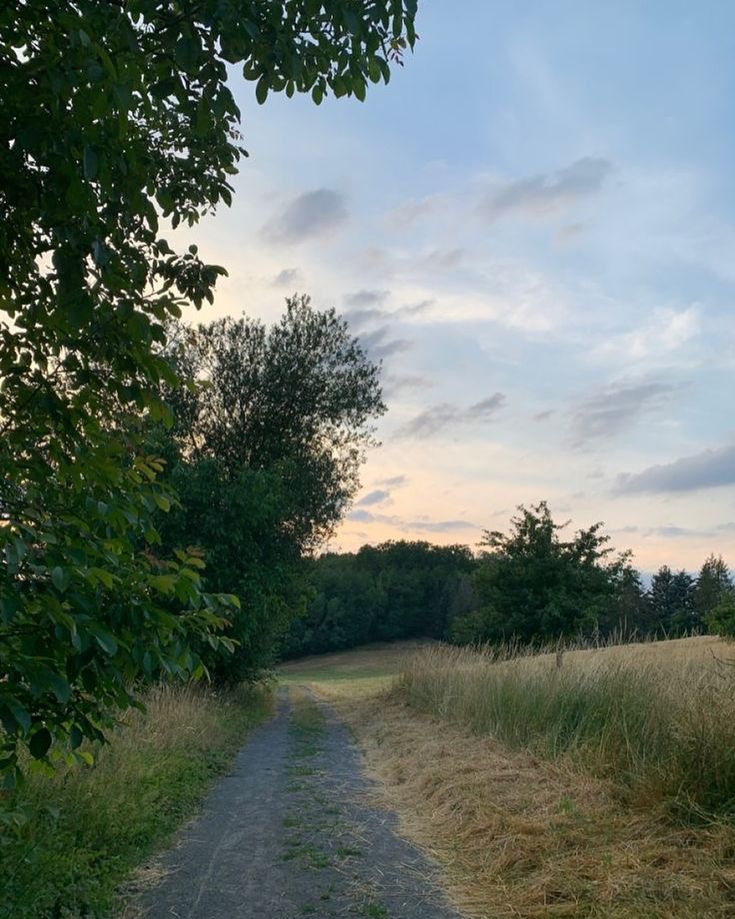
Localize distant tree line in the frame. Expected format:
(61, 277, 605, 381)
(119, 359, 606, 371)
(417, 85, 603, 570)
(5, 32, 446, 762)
(280, 542, 476, 657)
(283, 503, 735, 657)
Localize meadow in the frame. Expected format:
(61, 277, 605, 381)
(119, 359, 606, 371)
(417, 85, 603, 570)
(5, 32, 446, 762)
(289, 636, 735, 918)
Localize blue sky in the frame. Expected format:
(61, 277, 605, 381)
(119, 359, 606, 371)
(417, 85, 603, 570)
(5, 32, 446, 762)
(187, 1, 735, 570)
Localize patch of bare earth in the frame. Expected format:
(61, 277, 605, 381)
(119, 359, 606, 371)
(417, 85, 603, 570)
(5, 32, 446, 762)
(328, 691, 735, 919)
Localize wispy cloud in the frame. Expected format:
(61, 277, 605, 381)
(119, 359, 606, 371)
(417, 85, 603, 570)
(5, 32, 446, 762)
(346, 509, 478, 533)
(480, 157, 613, 221)
(271, 267, 301, 287)
(356, 489, 390, 507)
(359, 326, 414, 360)
(398, 393, 506, 439)
(263, 189, 348, 243)
(615, 442, 735, 494)
(382, 374, 433, 397)
(376, 474, 407, 487)
(345, 289, 390, 307)
(592, 305, 701, 366)
(570, 380, 680, 445)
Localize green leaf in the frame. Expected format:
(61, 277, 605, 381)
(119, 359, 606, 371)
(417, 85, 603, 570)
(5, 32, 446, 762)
(174, 35, 200, 72)
(29, 729, 52, 760)
(51, 566, 68, 592)
(255, 75, 269, 104)
(83, 145, 98, 180)
(91, 628, 118, 656)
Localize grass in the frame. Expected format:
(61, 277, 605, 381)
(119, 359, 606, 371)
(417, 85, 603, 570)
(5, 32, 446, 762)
(288, 638, 735, 918)
(279, 639, 426, 701)
(0, 682, 272, 919)
(396, 636, 735, 818)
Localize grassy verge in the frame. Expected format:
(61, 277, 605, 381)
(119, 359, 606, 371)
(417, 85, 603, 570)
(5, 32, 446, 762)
(396, 637, 735, 818)
(0, 682, 272, 919)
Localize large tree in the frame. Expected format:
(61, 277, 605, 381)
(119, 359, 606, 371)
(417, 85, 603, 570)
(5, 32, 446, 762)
(0, 2, 417, 778)
(452, 502, 633, 645)
(694, 555, 731, 626)
(155, 296, 386, 680)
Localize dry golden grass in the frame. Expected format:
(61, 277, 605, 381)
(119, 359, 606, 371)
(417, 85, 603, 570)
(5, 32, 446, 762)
(288, 638, 735, 919)
(343, 694, 735, 918)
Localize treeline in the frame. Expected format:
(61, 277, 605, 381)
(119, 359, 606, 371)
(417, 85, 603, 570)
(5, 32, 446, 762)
(283, 503, 735, 657)
(281, 542, 476, 657)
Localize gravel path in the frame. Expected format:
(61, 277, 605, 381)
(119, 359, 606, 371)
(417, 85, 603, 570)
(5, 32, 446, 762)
(136, 688, 465, 919)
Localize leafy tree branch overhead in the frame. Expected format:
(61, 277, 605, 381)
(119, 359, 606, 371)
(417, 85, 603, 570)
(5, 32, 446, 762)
(0, 1, 418, 780)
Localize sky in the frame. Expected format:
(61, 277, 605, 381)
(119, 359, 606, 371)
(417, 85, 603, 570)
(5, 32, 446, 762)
(182, 1, 735, 572)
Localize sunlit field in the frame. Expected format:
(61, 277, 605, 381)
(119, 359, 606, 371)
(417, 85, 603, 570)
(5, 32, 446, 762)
(285, 637, 735, 918)
(397, 635, 735, 817)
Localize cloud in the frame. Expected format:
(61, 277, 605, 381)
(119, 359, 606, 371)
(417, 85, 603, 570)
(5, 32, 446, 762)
(263, 189, 348, 243)
(346, 509, 478, 533)
(534, 410, 554, 421)
(388, 193, 446, 228)
(383, 374, 433, 397)
(570, 380, 680, 445)
(424, 248, 464, 271)
(271, 267, 301, 287)
(480, 157, 612, 221)
(359, 326, 414, 360)
(376, 475, 407, 487)
(615, 442, 735, 494)
(555, 222, 585, 243)
(398, 392, 506, 439)
(345, 298, 432, 331)
(356, 489, 390, 507)
(592, 305, 701, 366)
(345, 289, 390, 307)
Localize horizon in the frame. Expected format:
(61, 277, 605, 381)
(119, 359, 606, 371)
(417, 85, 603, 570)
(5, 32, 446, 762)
(183, 1, 735, 571)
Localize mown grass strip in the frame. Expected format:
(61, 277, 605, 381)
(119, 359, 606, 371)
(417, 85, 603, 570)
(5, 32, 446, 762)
(0, 683, 272, 919)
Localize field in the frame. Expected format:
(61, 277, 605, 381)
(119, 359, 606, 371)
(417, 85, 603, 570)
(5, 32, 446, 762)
(282, 636, 735, 918)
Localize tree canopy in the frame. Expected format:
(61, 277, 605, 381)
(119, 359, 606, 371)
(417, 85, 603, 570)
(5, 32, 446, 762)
(0, 1, 418, 779)
(155, 297, 386, 681)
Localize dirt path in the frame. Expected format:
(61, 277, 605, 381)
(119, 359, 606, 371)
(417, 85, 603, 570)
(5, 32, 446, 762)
(135, 688, 465, 919)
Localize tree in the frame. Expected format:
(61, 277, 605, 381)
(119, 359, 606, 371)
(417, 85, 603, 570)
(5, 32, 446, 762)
(155, 297, 386, 680)
(282, 541, 476, 657)
(647, 566, 697, 636)
(695, 555, 731, 627)
(706, 590, 735, 638)
(0, 2, 418, 778)
(452, 502, 629, 644)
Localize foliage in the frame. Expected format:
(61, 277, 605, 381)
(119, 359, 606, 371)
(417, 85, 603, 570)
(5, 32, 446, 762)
(451, 502, 632, 644)
(706, 590, 735, 639)
(0, 2, 417, 774)
(0, 684, 270, 919)
(282, 541, 476, 657)
(155, 297, 385, 680)
(695, 555, 732, 623)
(647, 566, 699, 635)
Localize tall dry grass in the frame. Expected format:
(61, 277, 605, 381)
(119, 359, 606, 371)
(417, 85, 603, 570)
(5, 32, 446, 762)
(396, 636, 735, 818)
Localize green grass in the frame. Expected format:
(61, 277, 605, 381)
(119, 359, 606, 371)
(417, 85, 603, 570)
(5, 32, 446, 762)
(397, 641, 735, 819)
(0, 683, 271, 919)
